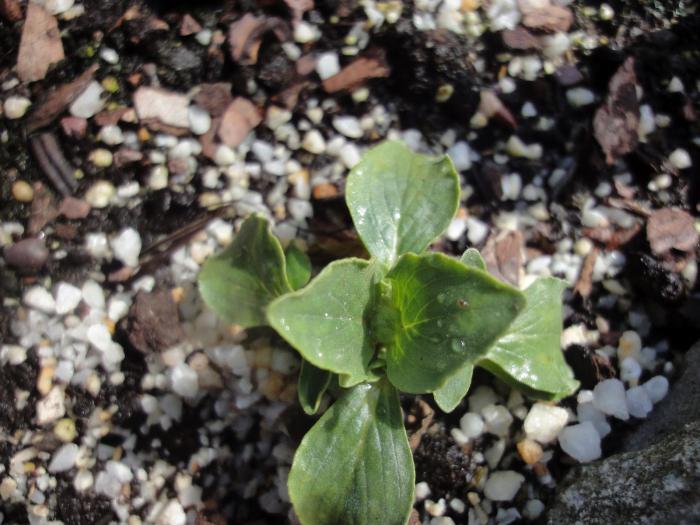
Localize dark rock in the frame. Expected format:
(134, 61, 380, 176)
(564, 344, 617, 390)
(125, 289, 186, 353)
(3, 238, 49, 271)
(627, 252, 686, 304)
(413, 432, 473, 498)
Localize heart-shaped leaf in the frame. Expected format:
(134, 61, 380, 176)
(383, 253, 526, 393)
(286, 242, 312, 291)
(479, 277, 579, 400)
(267, 258, 377, 385)
(198, 214, 290, 328)
(345, 141, 460, 267)
(298, 359, 332, 415)
(460, 247, 486, 270)
(288, 381, 414, 525)
(433, 362, 474, 413)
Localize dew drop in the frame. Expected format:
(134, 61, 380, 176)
(451, 339, 466, 352)
(437, 293, 447, 304)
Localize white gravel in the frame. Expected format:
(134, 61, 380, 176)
(523, 403, 569, 444)
(593, 378, 629, 420)
(558, 421, 602, 462)
(484, 471, 525, 501)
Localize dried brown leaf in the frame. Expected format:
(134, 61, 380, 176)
(17, 4, 65, 82)
(647, 208, 698, 255)
(574, 247, 598, 298)
(218, 97, 262, 148)
(322, 51, 390, 93)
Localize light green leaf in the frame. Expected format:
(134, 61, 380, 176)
(267, 259, 377, 384)
(285, 242, 312, 291)
(433, 362, 474, 413)
(298, 359, 332, 415)
(288, 381, 414, 525)
(345, 141, 460, 267)
(460, 248, 486, 270)
(198, 214, 290, 328)
(383, 253, 526, 393)
(479, 277, 579, 400)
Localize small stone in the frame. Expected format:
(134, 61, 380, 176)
(37, 386, 66, 425)
(111, 228, 141, 267)
(447, 142, 472, 171)
(517, 438, 543, 465)
(4, 238, 49, 271)
(626, 386, 653, 419)
(425, 498, 447, 517)
(53, 418, 77, 442)
(214, 145, 236, 166)
(415, 481, 431, 501)
(1, 345, 27, 366)
(566, 87, 595, 108)
(459, 412, 485, 439)
(466, 218, 488, 245)
(73, 470, 93, 492)
(48, 443, 79, 473)
(84, 180, 116, 208)
(294, 21, 319, 43)
(484, 438, 506, 469)
(81, 280, 105, 310)
(483, 471, 525, 502)
(45, 0, 75, 15)
(617, 331, 642, 361)
(642, 375, 669, 404)
(339, 143, 361, 169)
(332, 116, 363, 139)
(593, 378, 629, 420)
(4, 96, 32, 119)
(70, 81, 106, 119)
(577, 402, 611, 438)
(302, 130, 326, 154)
(134, 87, 190, 129)
(558, 421, 602, 462)
(98, 125, 124, 146)
(481, 404, 513, 437)
(11, 180, 34, 202)
(523, 499, 545, 520)
(54, 282, 82, 315)
(0, 477, 18, 500)
(316, 52, 340, 80)
(99, 46, 119, 65)
(469, 385, 498, 413)
(170, 363, 199, 398)
(669, 148, 692, 170)
(188, 105, 211, 135)
(89, 148, 113, 168)
(156, 500, 186, 525)
(620, 356, 642, 384)
(24, 286, 56, 314)
(523, 403, 569, 444)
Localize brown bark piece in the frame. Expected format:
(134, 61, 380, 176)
(574, 247, 598, 298)
(502, 26, 541, 50)
(647, 208, 698, 255)
(126, 290, 186, 353)
(193, 83, 233, 118)
(17, 4, 65, 82)
(593, 57, 639, 165)
(519, 0, 574, 33)
(217, 97, 262, 148)
(322, 51, 390, 93)
(180, 14, 202, 36)
(27, 183, 58, 235)
(481, 230, 523, 287)
(26, 65, 98, 133)
(228, 13, 264, 65)
(58, 197, 91, 219)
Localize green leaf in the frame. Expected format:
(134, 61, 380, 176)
(479, 277, 579, 400)
(285, 242, 312, 291)
(298, 359, 332, 415)
(383, 253, 526, 393)
(345, 141, 460, 267)
(460, 248, 486, 270)
(288, 381, 414, 525)
(198, 214, 291, 328)
(433, 362, 474, 413)
(267, 259, 377, 385)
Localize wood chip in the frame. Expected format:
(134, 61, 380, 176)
(125, 290, 186, 353)
(593, 57, 639, 165)
(217, 97, 262, 148)
(520, 0, 573, 33)
(27, 183, 58, 235)
(58, 197, 91, 219)
(193, 83, 233, 118)
(322, 50, 390, 93)
(227, 14, 288, 66)
(647, 208, 698, 255)
(0, 0, 22, 22)
(26, 64, 98, 133)
(574, 247, 598, 298)
(583, 224, 641, 250)
(17, 4, 65, 82)
(481, 230, 523, 286)
(179, 14, 202, 36)
(502, 26, 541, 50)
(133, 86, 190, 129)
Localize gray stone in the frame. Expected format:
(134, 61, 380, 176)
(547, 342, 700, 525)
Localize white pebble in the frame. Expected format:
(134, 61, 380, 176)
(107, 294, 131, 322)
(156, 500, 187, 525)
(294, 21, 320, 44)
(69, 81, 105, 119)
(500, 174, 522, 200)
(99, 47, 119, 65)
(302, 130, 326, 154)
(87, 324, 113, 353)
(446, 217, 467, 241)
(524, 403, 569, 444)
(459, 412, 484, 439)
(74, 470, 94, 492)
(332, 116, 363, 139)
(620, 357, 642, 384)
(626, 386, 652, 418)
(45, 0, 75, 15)
(669, 148, 692, 170)
(339, 143, 361, 169)
(81, 280, 105, 310)
(148, 166, 169, 190)
(466, 218, 488, 245)
(566, 87, 595, 108)
(593, 378, 629, 420)
(54, 283, 82, 315)
(642, 375, 669, 403)
(415, 481, 431, 501)
(110, 228, 142, 267)
(558, 421, 601, 462)
(214, 145, 236, 166)
(618, 330, 642, 360)
(483, 471, 524, 502)
(576, 402, 611, 438)
(425, 498, 446, 517)
(486, 0, 521, 31)
(98, 125, 124, 145)
(3, 96, 31, 119)
(195, 29, 212, 46)
(484, 438, 506, 469)
(37, 386, 66, 425)
(316, 52, 340, 80)
(481, 404, 513, 437)
(188, 105, 211, 135)
(447, 141, 472, 171)
(170, 363, 199, 398)
(84, 180, 116, 208)
(85, 232, 110, 258)
(24, 286, 56, 314)
(48, 444, 80, 473)
(468, 385, 498, 413)
(430, 518, 455, 525)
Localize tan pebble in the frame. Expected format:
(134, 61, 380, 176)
(279, 383, 297, 404)
(170, 287, 185, 304)
(112, 447, 123, 461)
(274, 202, 286, 220)
(12, 180, 34, 202)
(137, 128, 151, 142)
(466, 491, 480, 506)
(260, 371, 285, 401)
(53, 418, 77, 442)
(84, 373, 102, 397)
(36, 364, 55, 396)
(0, 477, 18, 499)
(461, 0, 480, 11)
(517, 438, 543, 465)
(312, 182, 338, 199)
(23, 462, 36, 473)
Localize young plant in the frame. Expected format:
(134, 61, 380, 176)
(198, 141, 578, 525)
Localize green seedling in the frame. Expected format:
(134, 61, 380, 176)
(198, 141, 579, 525)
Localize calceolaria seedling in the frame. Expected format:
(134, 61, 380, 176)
(198, 141, 579, 525)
